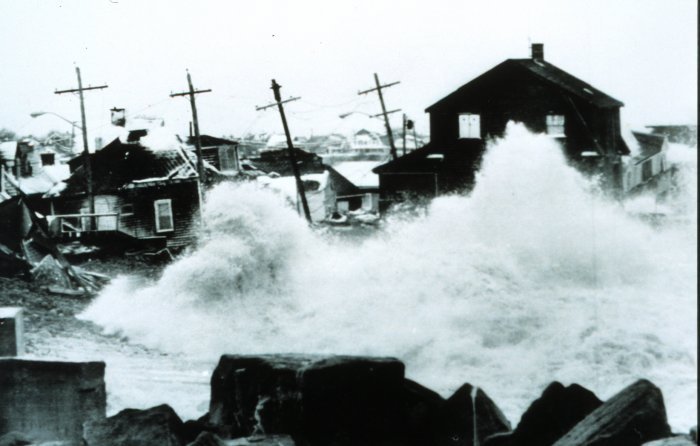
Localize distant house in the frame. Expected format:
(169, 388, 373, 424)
(348, 129, 389, 158)
(332, 161, 382, 213)
(186, 135, 240, 173)
(374, 44, 630, 209)
(623, 132, 671, 194)
(247, 148, 362, 220)
(48, 130, 210, 251)
(0, 139, 70, 208)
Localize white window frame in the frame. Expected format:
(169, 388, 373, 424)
(546, 114, 566, 136)
(154, 199, 174, 233)
(458, 113, 481, 139)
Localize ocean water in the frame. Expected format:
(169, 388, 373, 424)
(80, 124, 697, 431)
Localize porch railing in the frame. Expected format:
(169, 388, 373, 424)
(50, 213, 120, 236)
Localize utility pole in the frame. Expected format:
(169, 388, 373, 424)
(402, 113, 407, 156)
(256, 79, 312, 224)
(55, 67, 108, 230)
(170, 70, 211, 183)
(358, 73, 400, 160)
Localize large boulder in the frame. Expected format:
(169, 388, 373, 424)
(399, 379, 445, 444)
(552, 379, 671, 446)
(207, 354, 408, 445)
(83, 404, 185, 446)
(0, 359, 105, 444)
(436, 383, 511, 445)
(485, 382, 603, 446)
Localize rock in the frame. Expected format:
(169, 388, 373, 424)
(182, 415, 217, 445)
(228, 435, 296, 445)
(83, 404, 185, 446)
(484, 382, 603, 446)
(208, 354, 406, 445)
(399, 379, 445, 443)
(437, 383, 511, 445)
(552, 379, 671, 446)
(0, 359, 105, 444)
(642, 436, 697, 445)
(0, 432, 32, 446)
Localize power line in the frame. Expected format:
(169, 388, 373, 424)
(358, 73, 401, 161)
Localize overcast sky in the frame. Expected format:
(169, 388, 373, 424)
(0, 0, 696, 140)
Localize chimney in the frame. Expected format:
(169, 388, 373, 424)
(531, 43, 544, 62)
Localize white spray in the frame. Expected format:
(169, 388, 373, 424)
(81, 123, 697, 430)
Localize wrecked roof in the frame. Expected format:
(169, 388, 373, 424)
(426, 58, 624, 112)
(61, 136, 198, 196)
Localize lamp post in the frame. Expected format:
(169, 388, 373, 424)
(30, 111, 81, 152)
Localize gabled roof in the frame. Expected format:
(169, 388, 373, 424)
(631, 132, 666, 164)
(426, 58, 624, 112)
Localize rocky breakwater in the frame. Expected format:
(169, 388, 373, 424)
(2, 353, 695, 445)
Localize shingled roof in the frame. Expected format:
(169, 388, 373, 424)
(426, 58, 624, 112)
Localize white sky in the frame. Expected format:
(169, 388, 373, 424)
(0, 0, 696, 140)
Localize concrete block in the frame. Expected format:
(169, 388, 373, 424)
(0, 359, 106, 444)
(0, 307, 24, 357)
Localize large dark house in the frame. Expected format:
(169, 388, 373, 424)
(375, 44, 630, 209)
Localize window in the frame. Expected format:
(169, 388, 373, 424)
(546, 114, 565, 136)
(458, 114, 481, 139)
(154, 199, 174, 233)
(40, 153, 55, 166)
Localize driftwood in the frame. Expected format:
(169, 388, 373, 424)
(551, 379, 671, 446)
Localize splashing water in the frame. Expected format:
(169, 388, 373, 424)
(80, 124, 697, 430)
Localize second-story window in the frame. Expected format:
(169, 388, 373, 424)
(458, 113, 481, 139)
(546, 114, 566, 136)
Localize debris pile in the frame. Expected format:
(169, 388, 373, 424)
(0, 196, 108, 296)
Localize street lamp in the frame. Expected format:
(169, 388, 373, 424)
(30, 111, 81, 151)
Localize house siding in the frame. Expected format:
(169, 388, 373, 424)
(51, 180, 200, 249)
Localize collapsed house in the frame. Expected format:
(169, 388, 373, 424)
(46, 128, 217, 252)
